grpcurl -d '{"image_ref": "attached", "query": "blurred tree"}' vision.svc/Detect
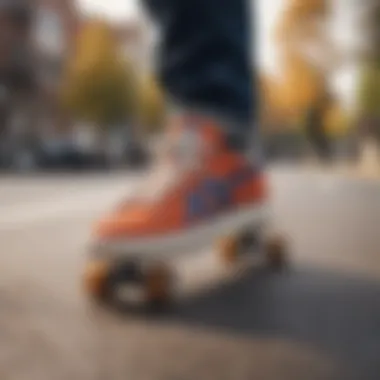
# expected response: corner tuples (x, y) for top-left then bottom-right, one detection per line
(358, 64), (380, 117)
(136, 75), (166, 136)
(357, 63), (380, 141)
(272, 0), (354, 161)
(61, 19), (137, 131)
(355, 2), (380, 142)
(356, 1), (380, 63)
(324, 102), (350, 138)
(274, 0), (337, 127)
(260, 73), (290, 132)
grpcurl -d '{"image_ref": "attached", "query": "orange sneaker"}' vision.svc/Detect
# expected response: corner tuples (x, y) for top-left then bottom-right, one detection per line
(93, 115), (268, 256)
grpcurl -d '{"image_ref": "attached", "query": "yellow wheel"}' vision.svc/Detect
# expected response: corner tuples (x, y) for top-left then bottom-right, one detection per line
(83, 260), (110, 300)
(265, 235), (288, 270)
(218, 235), (241, 265)
(84, 260), (173, 312)
(144, 263), (173, 305)
(218, 229), (260, 266)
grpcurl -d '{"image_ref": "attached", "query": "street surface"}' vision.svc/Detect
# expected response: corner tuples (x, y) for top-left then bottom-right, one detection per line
(0, 168), (380, 380)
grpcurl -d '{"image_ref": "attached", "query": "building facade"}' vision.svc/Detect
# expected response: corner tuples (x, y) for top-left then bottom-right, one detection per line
(0, 0), (81, 168)
(33, 0), (79, 137)
(0, 0), (37, 165)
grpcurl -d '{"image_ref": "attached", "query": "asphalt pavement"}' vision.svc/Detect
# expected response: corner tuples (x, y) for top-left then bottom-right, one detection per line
(0, 168), (380, 380)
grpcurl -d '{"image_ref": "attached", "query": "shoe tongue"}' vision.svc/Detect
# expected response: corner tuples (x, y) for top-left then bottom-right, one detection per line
(133, 116), (224, 202)
(133, 124), (197, 201)
(165, 115), (225, 164)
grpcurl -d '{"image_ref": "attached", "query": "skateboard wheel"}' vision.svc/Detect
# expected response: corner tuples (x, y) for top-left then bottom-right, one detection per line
(85, 260), (173, 312)
(218, 235), (240, 265)
(218, 230), (259, 265)
(105, 262), (146, 309)
(144, 264), (172, 304)
(83, 260), (110, 299)
(265, 235), (287, 270)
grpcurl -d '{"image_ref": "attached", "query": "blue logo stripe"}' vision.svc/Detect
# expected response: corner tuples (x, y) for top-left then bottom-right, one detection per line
(187, 192), (206, 220)
(186, 167), (256, 221)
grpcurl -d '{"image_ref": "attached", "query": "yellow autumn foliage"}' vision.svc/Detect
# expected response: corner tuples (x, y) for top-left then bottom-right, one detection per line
(136, 75), (166, 135)
(273, 0), (332, 128)
(61, 19), (137, 127)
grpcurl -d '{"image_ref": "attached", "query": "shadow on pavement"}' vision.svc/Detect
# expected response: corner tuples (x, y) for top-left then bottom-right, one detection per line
(156, 266), (380, 380)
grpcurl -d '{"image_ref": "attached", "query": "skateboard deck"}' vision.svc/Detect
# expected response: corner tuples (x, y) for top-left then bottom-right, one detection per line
(83, 220), (288, 312)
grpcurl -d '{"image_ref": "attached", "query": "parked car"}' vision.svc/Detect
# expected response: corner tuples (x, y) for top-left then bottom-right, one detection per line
(0, 122), (152, 172)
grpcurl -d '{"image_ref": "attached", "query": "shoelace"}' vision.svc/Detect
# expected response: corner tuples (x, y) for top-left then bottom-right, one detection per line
(135, 127), (204, 200)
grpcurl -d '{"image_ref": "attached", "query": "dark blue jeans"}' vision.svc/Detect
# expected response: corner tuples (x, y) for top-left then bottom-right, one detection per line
(142, 0), (255, 151)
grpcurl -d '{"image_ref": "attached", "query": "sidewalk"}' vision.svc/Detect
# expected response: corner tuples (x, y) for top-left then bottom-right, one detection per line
(303, 141), (380, 181)
(336, 139), (380, 180)
(334, 163), (380, 181)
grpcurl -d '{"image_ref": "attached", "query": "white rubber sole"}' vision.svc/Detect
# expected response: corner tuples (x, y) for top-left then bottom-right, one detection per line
(92, 203), (269, 261)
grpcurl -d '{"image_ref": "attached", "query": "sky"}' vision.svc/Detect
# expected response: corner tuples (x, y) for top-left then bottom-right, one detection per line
(78, 0), (358, 108)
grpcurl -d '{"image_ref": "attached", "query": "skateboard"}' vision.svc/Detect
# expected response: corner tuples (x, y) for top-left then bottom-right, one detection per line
(83, 218), (288, 312)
